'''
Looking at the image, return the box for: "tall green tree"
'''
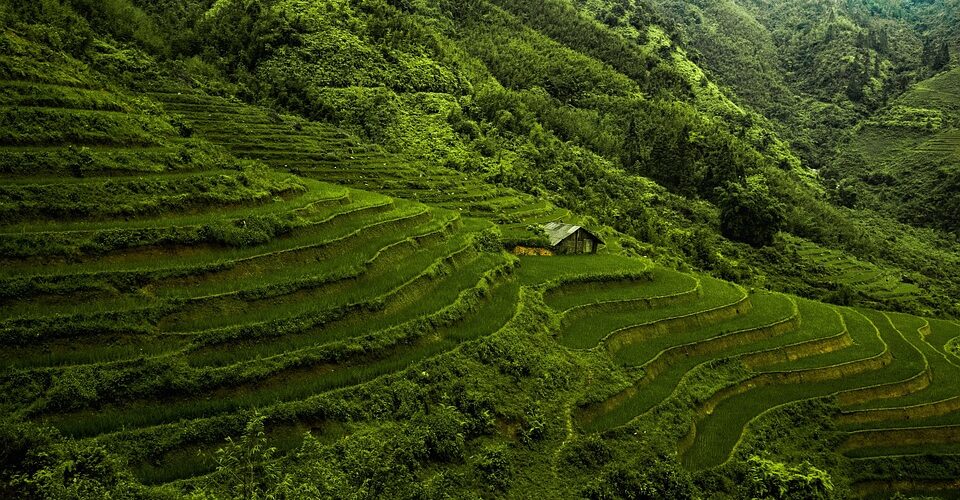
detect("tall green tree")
[716,175,785,247]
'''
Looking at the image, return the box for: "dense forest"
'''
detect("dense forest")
[1,0,960,498]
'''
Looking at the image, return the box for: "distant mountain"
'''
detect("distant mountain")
[829,66,960,232]
[577,0,956,170]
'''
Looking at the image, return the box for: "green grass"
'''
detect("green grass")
[160,212,468,333]
[183,243,510,367]
[843,320,960,431]
[0,334,188,370]
[544,267,696,312]
[849,452,960,499]
[843,441,960,459]
[155,90,574,234]
[0,140,243,177]
[780,236,923,306]
[0,206,438,366]
[40,254,515,438]
[742,297,846,366]
[614,292,796,366]
[0,169,303,223]
[841,317,959,418]
[0,105,176,146]
[0,175,344,235]
[680,308,928,471]
[558,275,744,349]
[1,203,429,321]
[1,188,383,279]
[515,254,652,286]
[580,291,796,433]
[0,80,133,111]
[755,308,884,371]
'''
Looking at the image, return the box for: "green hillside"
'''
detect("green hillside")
[586,0,957,169]
[3,0,960,499]
[830,66,960,233]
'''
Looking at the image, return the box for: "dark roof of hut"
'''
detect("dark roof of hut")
[542,222,605,247]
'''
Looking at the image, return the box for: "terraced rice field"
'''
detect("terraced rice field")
[0,59,531,483]
[785,236,923,303]
[148,91,567,234]
[916,130,960,153]
[536,257,960,495]
[5,39,960,497]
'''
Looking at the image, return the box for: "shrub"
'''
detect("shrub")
[582,451,697,499]
[716,175,785,248]
[199,413,282,500]
[472,444,512,492]
[9,442,141,500]
[743,456,834,500]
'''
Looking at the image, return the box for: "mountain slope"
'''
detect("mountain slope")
[578,0,957,169]
[829,67,960,232]
[5,2,960,498]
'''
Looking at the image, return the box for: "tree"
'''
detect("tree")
[924,39,951,71]
[935,42,951,70]
[202,413,283,500]
[716,176,785,248]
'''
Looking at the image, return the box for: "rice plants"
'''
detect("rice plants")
[0,106,176,146]
[680,308,928,471]
[0,168,305,223]
[580,291,796,433]
[838,317,958,419]
[40,254,515,438]
[544,267,696,312]
[558,275,745,349]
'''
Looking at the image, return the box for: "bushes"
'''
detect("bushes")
[305,86,402,144]
[203,213,301,247]
[716,175,785,248]
[581,451,697,500]
[743,456,835,500]
[0,107,176,146]
[0,420,56,482]
[0,169,304,223]
[472,445,511,490]
[67,0,167,54]
[199,414,282,500]
[8,440,143,500]
[0,140,235,176]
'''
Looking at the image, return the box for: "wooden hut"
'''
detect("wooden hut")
[542,222,604,254]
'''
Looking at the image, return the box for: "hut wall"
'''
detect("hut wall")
[554,229,599,254]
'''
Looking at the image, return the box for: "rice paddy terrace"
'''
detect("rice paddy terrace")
[779,234,924,309]
[838,67,960,234]
[4,34,960,498]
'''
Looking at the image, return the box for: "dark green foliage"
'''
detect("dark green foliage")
[743,456,834,500]
[6,437,144,500]
[200,414,282,500]
[716,177,785,248]
[581,450,697,500]
[472,444,512,492]
[0,169,302,223]
[4,1,960,499]
[0,420,56,482]
[0,107,175,146]
[560,434,613,470]
[923,38,952,70]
